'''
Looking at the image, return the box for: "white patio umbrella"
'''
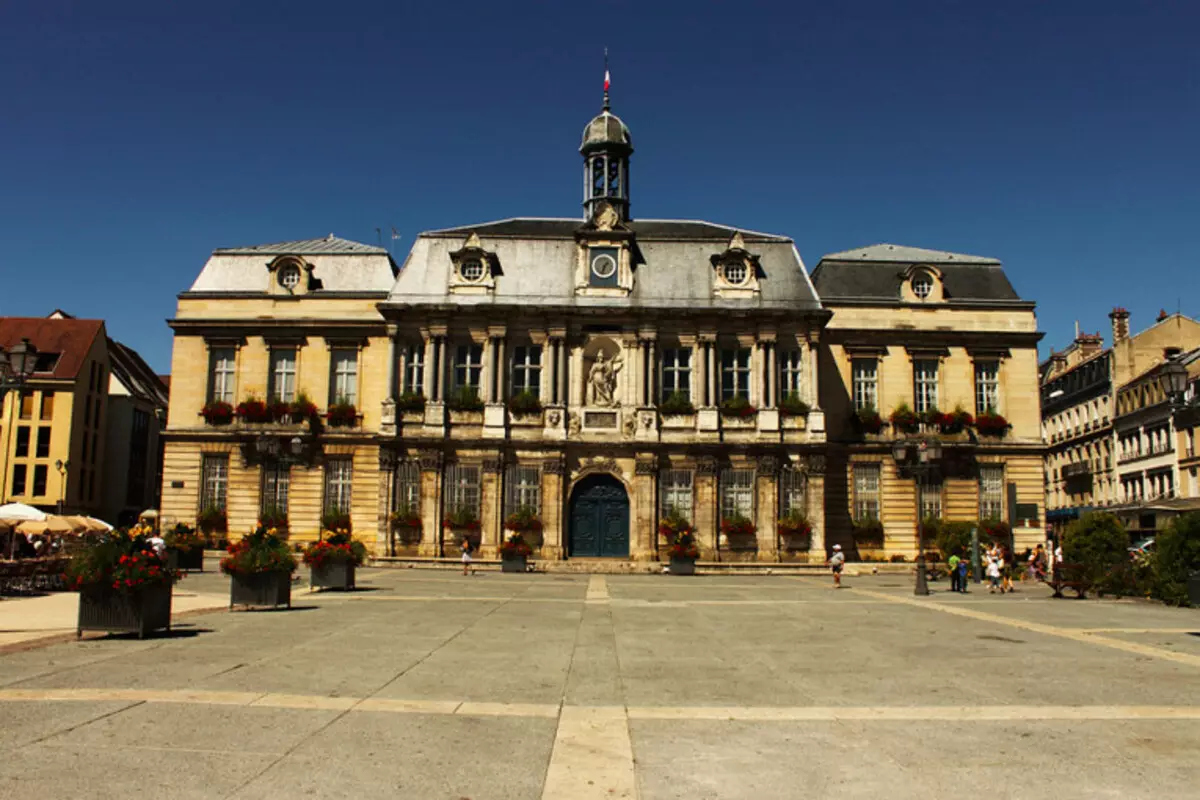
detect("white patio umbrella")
[0,503,48,522]
[16,517,78,535]
[83,517,113,532]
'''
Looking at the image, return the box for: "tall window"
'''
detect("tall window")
[32,465,47,497]
[393,460,421,513]
[323,458,354,516]
[268,348,297,403]
[19,392,33,420]
[853,463,880,520]
[40,393,53,420]
[720,348,752,401]
[453,344,483,392]
[15,427,30,457]
[779,350,804,399]
[504,464,542,516]
[779,466,807,518]
[403,344,425,395]
[660,348,692,402]
[208,347,236,403]
[444,464,481,519]
[201,455,229,511]
[511,345,542,398]
[852,359,878,411]
[913,359,939,413]
[919,479,943,520]
[975,361,1000,415]
[330,348,358,406]
[35,427,51,458]
[261,464,290,515]
[659,468,694,522]
[11,464,26,496]
[720,467,755,522]
[979,465,1004,520]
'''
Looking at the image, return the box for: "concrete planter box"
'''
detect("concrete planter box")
[311,561,356,591]
[448,410,484,424]
[167,548,204,572]
[781,415,808,430]
[660,414,697,430]
[669,556,697,576]
[501,555,527,573]
[230,571,292,609]
[77,583,172,639]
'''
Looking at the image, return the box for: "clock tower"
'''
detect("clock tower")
[580,88,633,225]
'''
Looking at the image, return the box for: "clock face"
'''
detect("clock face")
[591,253,617,279]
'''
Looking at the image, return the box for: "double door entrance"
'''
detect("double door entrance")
[568,474,629,558]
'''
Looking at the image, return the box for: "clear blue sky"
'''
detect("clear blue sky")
[2,1,1197,372]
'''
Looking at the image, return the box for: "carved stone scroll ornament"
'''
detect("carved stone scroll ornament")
[807,454,826,476]
[378,448,398,472]
[696,457,719,477]
[482,458,502,474]
[635,458,658,476]
[543,457,566,476]
[577,458,621,479]
[756,455,780,475]
[418,450,443,472]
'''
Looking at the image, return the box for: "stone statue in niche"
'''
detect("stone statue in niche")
[587,350,623,407]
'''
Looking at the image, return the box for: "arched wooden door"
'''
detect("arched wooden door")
[568,475,630,558]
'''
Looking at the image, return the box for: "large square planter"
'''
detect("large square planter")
[230,571,292,609]
[311,561,356,591]
[669,556,697,576]
[167,547,204,572]
[501,555,527,573]
[77,582,172,639]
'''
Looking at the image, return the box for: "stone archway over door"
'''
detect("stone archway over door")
[568,474,630,558]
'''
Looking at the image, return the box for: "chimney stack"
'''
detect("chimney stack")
[1109,307,1130,344]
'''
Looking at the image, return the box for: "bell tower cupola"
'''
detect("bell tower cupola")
[580,76,633,224]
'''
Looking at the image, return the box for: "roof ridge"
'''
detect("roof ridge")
[819,242,1001,265]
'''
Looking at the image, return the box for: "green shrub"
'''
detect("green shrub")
[1063,512,1131,596]
[1151,512,1200,607]
[658,392,696,416]
[934,521,975,559]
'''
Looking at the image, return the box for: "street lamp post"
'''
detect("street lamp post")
[55,459,69,515]
[0,338,39,504]
[892,437,943,596]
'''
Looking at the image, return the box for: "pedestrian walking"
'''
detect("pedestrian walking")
[957,556,969,592]
[947,553,961,592]
[829,544,845,588]
[986,556,1001,593]
[1001,547,1014,593]
[1032,544,1047,581]
[461,536,473,576]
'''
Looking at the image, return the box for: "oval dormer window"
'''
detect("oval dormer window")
[278,264,301,290]
[461,259,484,282]
[911,273,933,300]
[724,262,747,286]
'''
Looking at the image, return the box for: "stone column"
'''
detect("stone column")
[569,342,584,407]
[694,341,706,407]
[633,339,645,407]
[422,335,435,400]
[417,450,443,556]
[647,339,657,406]
[496,336,507,401]
[807,454,826,559]
[756,456,780,561]
[708,341,718,405]
[695,457,719,560]
[634,456,658,560]
[377,448,396,556]
[480,457,502,558]
[541,457,566,560]
[807,337,821,409]
[385,323,399,399]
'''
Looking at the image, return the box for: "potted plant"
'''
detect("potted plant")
[852,516,885,548]
[979,518,1012,543]
[940,407,973,435]
[291,393,319,421]
[446,386,484,413]
[499,532,533,573]
[779,393,811,418]
[777,512,812,550]
[397,392,427,415]
[666,527,700,575]
[658,392,696,416]
[658,509,693,543]
[303,529,365,591]
[200,401,233,425]
[164,522,205,572]
[721,513,757,539]
[221,525,296,609]
[890,404,920,434]
[720,396,757,420]
[321,510,352,533]
[390,506,422,546]
[236,397,271,423]
[920,407,947,431]
[259,506,289,536]
[854,407,885,434]
[267,401,294,424]
[505,506,544,548]
[67,525,179,639]
[327,398,358,428]
[443,506,481,550]
[196,506,228,539]
[976,410,1010,438]
[508,391,543,417]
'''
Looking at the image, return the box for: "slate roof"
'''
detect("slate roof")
[108,338,170,408]
[0,317,105,381]
[811,243,1022,302]
[390,218,820,311]
[213,235,388,256]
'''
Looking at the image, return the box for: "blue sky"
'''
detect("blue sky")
[1,1,1197,372]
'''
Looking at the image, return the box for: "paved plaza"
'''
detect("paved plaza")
[0,566,1198,799]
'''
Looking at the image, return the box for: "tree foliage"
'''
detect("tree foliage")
[1151,512,1200,607]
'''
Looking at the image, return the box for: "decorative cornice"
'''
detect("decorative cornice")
[418,449,442,471]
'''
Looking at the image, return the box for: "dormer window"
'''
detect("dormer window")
[460,259,484,282]
[278,264,302,291]
[723,262,748,286]
[912,273,932,299]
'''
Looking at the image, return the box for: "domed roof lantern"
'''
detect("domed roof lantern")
[581,55,633,223]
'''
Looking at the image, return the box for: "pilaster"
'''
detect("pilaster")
[807,454,826,557]
[695,456,719,559]
[541,456,566,560]
[480,456,503,558]
[756,455,780,561]
[417,449,443,556]
[633,456,658,560]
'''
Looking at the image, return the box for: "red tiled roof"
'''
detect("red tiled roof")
[0,317,105,381]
